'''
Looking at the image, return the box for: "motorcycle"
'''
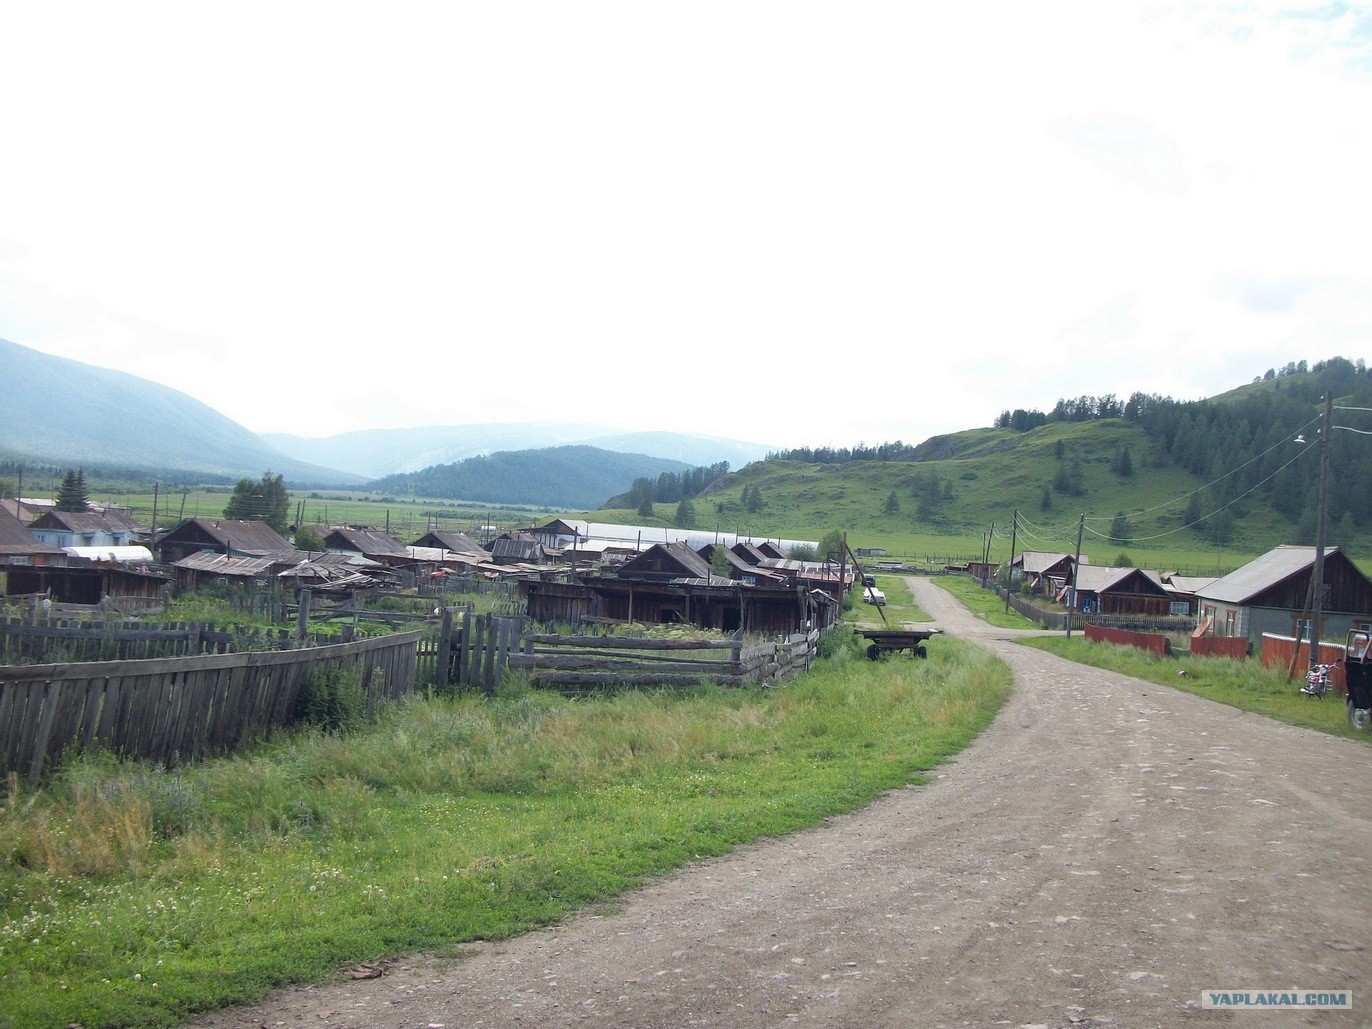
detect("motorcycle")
[1301,663,1332,699]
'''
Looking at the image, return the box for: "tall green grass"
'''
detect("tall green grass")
[1021,636,1371,740]
[0,634,1011,1027]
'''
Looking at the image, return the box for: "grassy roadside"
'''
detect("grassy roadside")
[1021,636,1370,741]
[926,575,1040,630]
[0,632,1011,1027]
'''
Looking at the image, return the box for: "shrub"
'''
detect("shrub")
[294,666,365,733]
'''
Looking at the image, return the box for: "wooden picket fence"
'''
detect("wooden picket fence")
[0,615,347,666]
[0,631,421,784]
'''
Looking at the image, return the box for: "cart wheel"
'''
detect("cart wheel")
[1349,702,1371,731]
[915,645,928,659]
[867,644,881,661]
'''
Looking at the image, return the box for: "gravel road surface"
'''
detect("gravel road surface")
[193,578,1371,1028]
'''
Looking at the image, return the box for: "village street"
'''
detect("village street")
[193,578,1372,1028]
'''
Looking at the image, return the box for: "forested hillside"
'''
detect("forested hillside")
[629,358,1371,560]
[369,446,692,510]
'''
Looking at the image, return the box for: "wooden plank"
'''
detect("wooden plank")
[28,682,63,786]
[535,671,742,688]
[522,634,738,650]
[480,615,496,694]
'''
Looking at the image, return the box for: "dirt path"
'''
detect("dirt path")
[192,579,1371,1028]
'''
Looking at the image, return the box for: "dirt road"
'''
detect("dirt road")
[194,578,1371,1027]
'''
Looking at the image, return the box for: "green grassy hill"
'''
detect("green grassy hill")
[589,360,1372,574]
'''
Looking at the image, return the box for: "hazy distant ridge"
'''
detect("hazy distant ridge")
[0,338,362,485]
[264,425,772,478]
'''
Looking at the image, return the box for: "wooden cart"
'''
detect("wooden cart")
[855,627,942,660]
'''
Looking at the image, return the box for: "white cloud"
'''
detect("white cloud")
[0,1,1368,447]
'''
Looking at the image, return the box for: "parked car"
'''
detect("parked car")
[863,586,886,606]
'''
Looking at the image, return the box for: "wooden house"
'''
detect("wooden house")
[323,527,411,567]
[618,542,712,582]
[1009,551,1081,596]
[1193,545,1372,647]
[28,510,140,549]
[155,518,294,565]
[0,506,68,594]
[410,529,491,562]
[1159,574,1217,617]
[1063,566,1173,617]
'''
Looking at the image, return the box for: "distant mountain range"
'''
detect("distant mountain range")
[0,339,771,506]
[0,338,363,486]
[263,425,772,479]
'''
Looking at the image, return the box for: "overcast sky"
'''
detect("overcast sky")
[1,2,1369,450]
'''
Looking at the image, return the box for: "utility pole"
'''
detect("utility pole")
[1005,510,1018,614]
[981,522,994,586]
[1066,513,1084,640]
[1310,391,1332,674]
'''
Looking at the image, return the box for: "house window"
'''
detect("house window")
[1224,611,1236,636]
[1169,601,1190,616]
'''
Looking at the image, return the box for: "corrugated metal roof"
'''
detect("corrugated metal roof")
[1196,546,1324,605]
[173,552,282,576]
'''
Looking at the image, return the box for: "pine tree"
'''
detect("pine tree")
[55,468,90,512]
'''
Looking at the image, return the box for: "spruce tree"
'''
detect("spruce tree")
[56,468,90,512]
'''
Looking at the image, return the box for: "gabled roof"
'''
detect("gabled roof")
[730,542,770,566]
[29,510,136,535]
[1071,565,1170,597]
[412,529,490,557]
[621,541,712,579]
[324,527,409,557]
[0,506,66,556]
[1013,551,1082,575]
[1196,546,1328,605]
[163,518,294,555]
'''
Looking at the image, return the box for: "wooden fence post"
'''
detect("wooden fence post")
[296,589,312,643]
[434,608,453,689]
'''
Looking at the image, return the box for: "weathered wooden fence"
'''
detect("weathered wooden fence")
[0,615,349,666]
[0,631,421,783]
[417,612,528,693]
[510,629,819,689]
[418,613,819,692]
